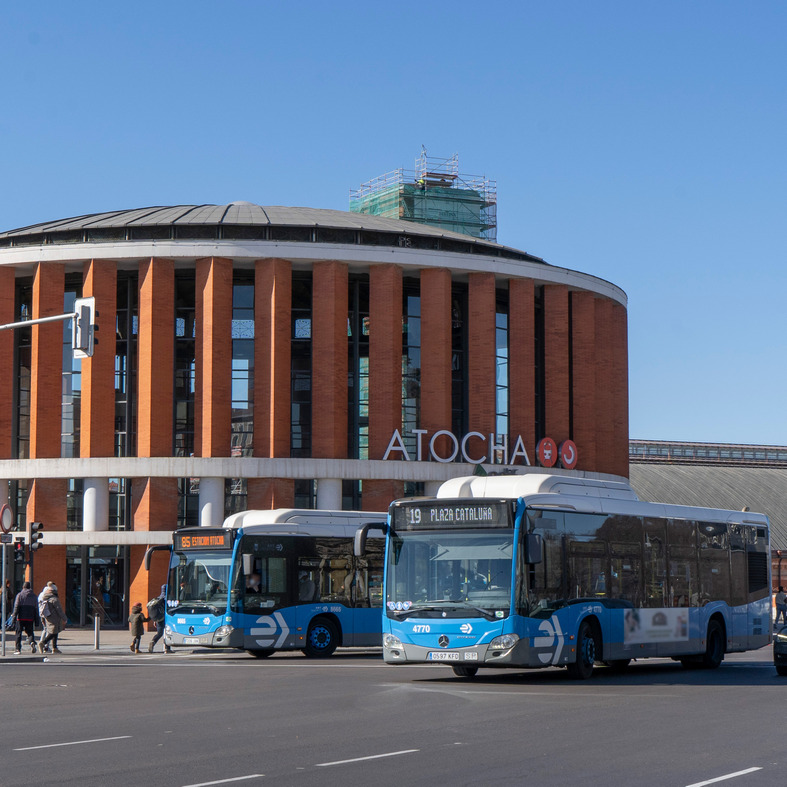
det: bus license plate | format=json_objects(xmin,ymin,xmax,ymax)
[
  {"xmin": 428, "ymin": 651, "xmax": 459, "ymax": 661},
  {"xmin": 183, "ymin": 637, "xmax": 200, "ymax": 645}
]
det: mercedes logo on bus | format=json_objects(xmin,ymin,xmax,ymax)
[
  {"xmin": 438, "ymin": 635, "xmax": 449, "ymax": 648},
  {"xmin": 188, "ymin": 626, "xmax": 195, "ymax": 636}
]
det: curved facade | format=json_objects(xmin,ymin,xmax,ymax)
[{"xmin": 0, "ymin": 203, "xmax": 628, "ymax": 621}]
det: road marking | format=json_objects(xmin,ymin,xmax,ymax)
[
  {"xmin": 14, "ymin": 735, "xmax": 132, "ymax": 751},
  {"xmin": 181, "ymin": 777, "xmax": 263, "ymax": 787},
  {"xmin": 316, "ymin": 749, "xmax": 419, "ymax": 767},
  {"xmin": 685, "ymin": 767, "xmax": 763, "ymax": 787}
]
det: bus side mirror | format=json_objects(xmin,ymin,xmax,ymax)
[
  {"xmin": 354, "ymin": 522, "xmax": 388, "ymax": 557},
  {"xmin": 144, "ymin": 544, "xmax": 171, "ymax": 571},
  {"xmin": 525, "ymin": 533, "xmax": 543, "ymax": 565}
]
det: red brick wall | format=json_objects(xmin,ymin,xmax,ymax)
[
  {"xmin": 508, "ymin": 278, "xmax": 536, "ymax": 463},
  {"xmin": 468, "ymin": 272, "xmax": 496, "ymax": 446},
  {"xmin": 420, "ymin": 268, "xmax": 452, "ymax": 450},
  {"xmin": 137, "ymin": 259, "xmax": 174, "ymax": 458},
  {"xmin": 543, "ymin": 284, "xmax": 570, "ymax": 445},
  {"xmin": 570, "ymin": 291, "xmax": 597, "ymax": 471},
  {"xmin": 195, "ymin": 257, "xmax": 232, "ymax": 458},
  {"xmin": 312, "ymin": 261, "xmax": 348, "ymax": 459},
  {"xmin": 0, "ymin": 267, "xmax": 13, "ymax": 459},
  {"xmin": 81, "ymin": 260, "xmax": 117, "ymax": 458},
  {"xmin": 610, "ymin": 302, "xmax": 629, "ymax": 477}
]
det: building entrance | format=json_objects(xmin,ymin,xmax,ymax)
[{"xmin": 66, "ymin": 547, "xmax": 126, "ymax": 627}]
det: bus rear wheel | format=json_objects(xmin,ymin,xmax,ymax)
[
  {"xmin": 567, "ymin": 620, "xmax": 599, "ymax": 680},
  {"xmin": 303, "ymin": 617, "xmax": 338, "ymax": 658},
  {"xmin": 451, "ymin": 665, "xmax": 478, "ymax": 679},
  {"xmin": 246, "ymin": 649, "xmax": 274, "ymax": 659},
  {"xmin": 700, "ymin": 620, "xmax": 725, "ymax": 669}
]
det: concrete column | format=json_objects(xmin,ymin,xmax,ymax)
[
  {"xmin": 316, "ymin": 478, "xmax": 342, "ymax": 511},
  {"xmin": 199, "ymin": 477, "xmax": 225, "ymax": 527},
  {"xmin": 83, "ymin": 478, "xmax": 109, "ymax": 532}
]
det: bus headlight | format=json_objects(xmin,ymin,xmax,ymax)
[
  {"xmin": 488, "ymin": 633, "xmax": 519, "ymax": 651},
  {"xmin": 383, "ymin": 634, "xmax": 403, "ymax": 650},
  {"xmin": 215, "ymin": 625, "xmax": 234, "ymax": 638}
]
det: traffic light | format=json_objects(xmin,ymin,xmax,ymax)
[
  {"xmin": 14, "ymin": 538, "xmax": 25, "ymax": 564},
  {"xmin": 29, "ymin": 521, "xmax": 43, "ymax": 551},
  {"xmin": 72, "ymin": 296, "xmax": 98, "ymax": 358}
]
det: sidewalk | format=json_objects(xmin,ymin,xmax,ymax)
[{"xmin": 0, "ymin": 625, "xmax": 173, "ymax": 660}]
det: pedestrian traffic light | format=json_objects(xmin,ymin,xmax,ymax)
[
  {"xmin": 29, "ymin": 521, "xmax": 43, "ymax": 551},
  {"xmin": 14, "ymin": 538, "xmax": 25, "ymax": 564},
  {"xmin": 72, "ymin": 296, "xmax": 98, "ymax": 358}
]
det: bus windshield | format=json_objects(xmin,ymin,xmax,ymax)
[
  {"xmin": 386, "ymin": 530, "xmax": 514, "ymax": 620},
  {"xmin": 167, "ymin": 550, "xmax": 233, "ymax": 615}
]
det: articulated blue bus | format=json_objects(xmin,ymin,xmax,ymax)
[
  {"xmin": 159, "ymin": 509, "xmax": 386, "ymax": 657},
  {"xmin": 381, "ymin": 474, "xmax": 771, "ymax": 678}
]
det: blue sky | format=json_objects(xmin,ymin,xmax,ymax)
[{"xmin": 1, "ymin": 2, "xmax": 784, "ymax": 445}]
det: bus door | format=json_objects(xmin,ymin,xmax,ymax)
[{"xmin": 350, "ymin": 536, "xmax": 385, "ymax": 646}]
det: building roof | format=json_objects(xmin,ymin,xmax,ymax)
[
  {"xmin": 0, "ymin": 202, "xmax": 546, "ymax": 264},
  {"xmin": 629, "ymin": 463, "xmax": 787, "ymax": 550}
]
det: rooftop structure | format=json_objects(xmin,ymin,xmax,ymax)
[{"xmin": 349, "ymin": 151, "xmax": 497, "ymax": 241}]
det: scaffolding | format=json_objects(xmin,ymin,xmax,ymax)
[{"xmin": 349, "ymin": 151, "xmax": 497, "ymax": 241}]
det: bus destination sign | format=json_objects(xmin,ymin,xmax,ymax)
[
  {"xmin": 392, "ymin": 499, "xmax": 512, "ymax": 531},
  {"xmin": 174, "ymin": 529, "xmax": 233, "ymax": 551}
]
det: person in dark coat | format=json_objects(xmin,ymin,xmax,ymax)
[
  {"xmin": 128, "ymin": 602, "xmax": 149, "ymax": 654},
  {"xmin": 11, "ymin": 581, "xmax": 39, "ymax": 654},
  {"xmin": 147, "ymin": 585, "xmax": 171, "ymax": 654}
]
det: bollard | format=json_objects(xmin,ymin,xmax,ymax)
[{"xmin": 94, "ymin": 614, "xmax": 100, "ymax": 650}]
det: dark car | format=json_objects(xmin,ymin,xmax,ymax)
[{"xmin": 774, "ymin": 625, "xmax": 787, "ymax": 676}]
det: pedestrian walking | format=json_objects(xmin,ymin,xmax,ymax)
[
  {"xmin": 776, "ymin": 586, "xmax": 787, "ymax": 626},
  {"xmin": 38, "ymin": 581, "xmax": 55, "ymax": 653},
  {"xmin": 147, "ymin": 585, "xmax": 171, "ymax": 653},
  {"xmin": 11, "ymin": 581, "xmax": 39, "ymax": 654},
  {"xmin": 128, "ymin": 602, "xmax": 148, "ymax": 653},
  {"xmin": 39, "ymin": 584, "xmax": 67, "ymax": 654}
]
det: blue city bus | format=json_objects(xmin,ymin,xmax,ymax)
[
  {"xmin": 155, "ymin": 509, "xmax": 386, "ymax": 657},
  {"xmin": 381, "ymin": 474, "xmax": 772, "ymax": 679}
]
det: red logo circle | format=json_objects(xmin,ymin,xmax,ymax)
[
  {"xmin": 559, "ymin": 439, "xmax": 578, "ymax": 469},
  {"xmin": 536, "ymin": 437, "xmax": 558, "ymax": 468}
]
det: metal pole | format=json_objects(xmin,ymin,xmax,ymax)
[
  {"xmin": 1, "ymin": 543, "xmax": 6, "ymax": 657},
  {"xmin": 94, "ymin": 612, "xmax": 100, "ymax": 650}
]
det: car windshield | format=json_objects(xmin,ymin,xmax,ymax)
[
  {"xmin": 167, "ymin": 550, "xmax": 233, "ymax": 614},
  {"xmin": 386, "ymin": 530, "xmax": 514, "ymax": 619}
]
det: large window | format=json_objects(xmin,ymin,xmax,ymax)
[
  {"xmin": 291, "ymin": 272, "xmax": 312, "ymax": 457},
  {"xmin": 347, "ymin": 275, "xmax": 369, "ymax": 460},
  {"xmin": 495, "ymin": 290, "xmax": 509, "ymax": 459},
  {"xmin": 175, "ymin": 274, "xmax": 197, "ymax": 528},
  {"xmin": 401, "ymin": 280, "xmax": 420, "ymax": 458},
  {"xmin": 62, "ymin": 284, "xmax": 82, "ymax": 458},
  {"xmin": 231, "ymin": 277, "xmax": 254, "ymax": 457}
]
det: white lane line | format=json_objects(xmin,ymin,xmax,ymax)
[
  {"xmin": 14, "ymin": 735, "xmax": 132, "ymax": 751},
  {"xmin": 316, "ymin": 749, "xmax": 419, "ymax": 767},
  {"xmin": 685, "ymin": 767, "xmax": 763, "ymax": 787},
  {"xmin": 181, "ymin": 776, "xmax": 263, "ymax": 787}
]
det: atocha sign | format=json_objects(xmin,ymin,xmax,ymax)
[{"xmin": 382, "ymin": 429, "xmax": 578, "ymax": 470}]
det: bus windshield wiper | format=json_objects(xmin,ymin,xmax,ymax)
[
  {"xmin": 395, "ymin": 600, "xmax": 496, "ymax": 621},
  {"xmin": 172, "ymin": 601, "xmax": 221, "ymax": 614}
]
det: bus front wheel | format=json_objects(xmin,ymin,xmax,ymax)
[
  {"xmin": 451, "ymin": 665, "xmax": 478, "ymax": 679},
  {"xmin": 303, "ymin": 617, "xmax": 338, "ymax": 658},
  {"xmin": 246, "ymin": 649, "xmax": 274, "ymax": 659},
  {"xmin": 567, "ymin": 620, "xmax": 599, "ymax": 680}
]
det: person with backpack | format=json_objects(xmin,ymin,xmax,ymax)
[
  {"xmin": 147, "ymin": 585, "xmax": 171, "ymax": 653},
  {"xmin": 38, "ymin": 584, "xmax": 67, "ymax": 655}
]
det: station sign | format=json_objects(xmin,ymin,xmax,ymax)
[{"xmin": 391, "ymin": 499, "xmax": 513, "ymax": 531}]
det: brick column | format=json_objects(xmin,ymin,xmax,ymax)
[
  {"xmin": 365, "ymin": 264, "xmax": 403, "ymax": 512},
  {"xmin": 468, "ymin": 272, "xmax": 496, "ymax": 456},
  {"xmin": 249, "ymin": 258, "xmax": 293, "ymax": 509},
  {"xmin": 312, "ymin": 260, "xmax": 348, "ymax": 459},
  {"xmin": 508, "ymin": 278, "xmax": 535, "ymax": 464},
  {"xmin": 543, "ymin": 284, "xmax": 570, "ymax": 445},
  {"xmin": 81, "ymin": 260, "xmax": 117, "ymax": 459},
  {"xmin": 570, "ymin": 291, "xmax": 597, "ymax": 471},
  {"xmin": 610, "ymin": 302, "xmax": 629, "ymax": 478},
  {"xmin": 27, "ymin": 263, "xmax": 67, "ymax": 591},
  {"xmin": 195, "ymin": 257, "xmax": 232, "ymax": 458},
  {"xmin": 593, "ymin": 298, "xmax": 615, "ymax": 474},
  {"xmin": 420, "ymin": 268, "xmax": 452, "ymax": 452},
  {"xmin": 0, "ymin": 267, "xmax": 14, "ymax": 461},
  {"xmin": 132, "ymin": 258, "xmax": 176, "ymax": 609}
]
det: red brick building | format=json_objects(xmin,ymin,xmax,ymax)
[{"xmin": 0, "ymin": 203, "xmax": 628, "ymax": 624}]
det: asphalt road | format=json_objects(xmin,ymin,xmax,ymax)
[{"xmin": 0, "ymin": 646, "xmax": 782, "ymax": 787}]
